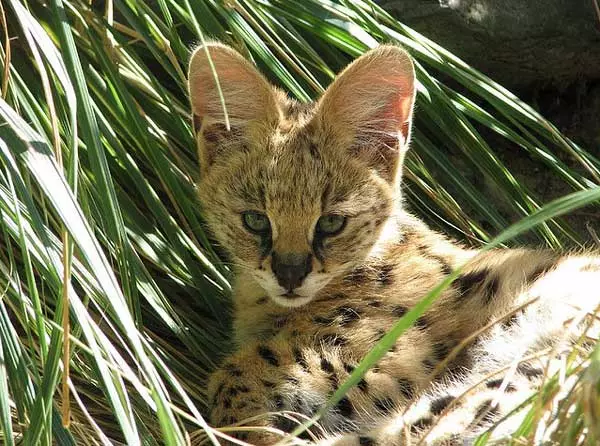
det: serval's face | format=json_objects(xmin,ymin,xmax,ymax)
[{"xmin": 189, "ymin": 44, "xmax": 415, "ymax": 307}]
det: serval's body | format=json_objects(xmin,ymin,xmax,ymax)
[{"xmin": 187, "ymin": 43, "xmax": 600, "ymax": 445}]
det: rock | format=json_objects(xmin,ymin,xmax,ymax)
[{"xmin": 379, "ymin": 0, "xmax": 600, "ymax": 88}]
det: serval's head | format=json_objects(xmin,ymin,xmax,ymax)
[{"xmin": 188, "ymin": 43, "xmax": 416, "ymax": 307}]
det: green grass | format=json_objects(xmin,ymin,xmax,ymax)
[{"xmin": 0, "ymin": 0, "xmax": 598, "ymax": 444}]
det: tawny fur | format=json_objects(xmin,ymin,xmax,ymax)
[{"xmin": 187, "ymin": 43, "xmax": 600, "ymax": 445}]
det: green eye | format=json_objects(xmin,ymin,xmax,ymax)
[
  {"xmin": 242, "ymin": 211, "xmax": 271, "ymax": 233},
  {"xmin": 316, "ymin": 214, "xmax": 346, "ymax": 236}
]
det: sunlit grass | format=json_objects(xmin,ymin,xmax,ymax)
[{"xmin": 0, "ymin": 0, "xmax": 598, "ymax": 444}]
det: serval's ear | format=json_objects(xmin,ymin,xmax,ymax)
[
  {"xmin": 314, "ymin": 45, "xmax": 416, "ymax": 182},
  {"xmin": 188, "ymin": 43, "xmax": 279, "ymax": 171}
]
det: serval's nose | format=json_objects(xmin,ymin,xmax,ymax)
[{"xmin": 271, "ymin": 252, "xmax": 313, "ymax": 292}]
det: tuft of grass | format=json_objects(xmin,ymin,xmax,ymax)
[{"xmin": 0, "ymin": 0, "xmax": 597, "ymax": 444}]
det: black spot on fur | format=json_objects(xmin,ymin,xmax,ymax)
[
  {"xmin": 430, "ymin": 395, "xmax": 454, "ymax": 415},
  {"xmin": 359, "ymin": 436, "xmax": 376, "ymax": 446},
  {"xmin": 417, "ymin": 245, "xmax": 453, "ymax": 276},
  {"xmin": 256, "ymin": 296, "xmax": 268, "ymax": 305},
  {"xmin": 482, "ymin": 275, "xmax": 500, "ymax": 304},
  {"xmin": 293, "ymin": 348, "xmax": 309, "ymax": 371},
  {"xmin": 223, "ymin": 398, "xmax": 231, "ymax": 409},
  {"xmin": 223, "ymin": 363, "xmax": 243, "ymax": 377},
  {"xmin": 286, "ymin": 375, "xmax": 299, "ymax": 385},
  {"xmin": 261, "ymin": 380, "xmax": 276, "ymax": 388},
  {"xmin": 475, "ymin": 400, "xmax": 500, "ymax": 426},
  {"xmin": 415, "ymin": 316, "xmax": 429, "ymax": 330},
  {"xmin": 374, "ymin": 329, "xmax": 386, "ymax": 342},
  {"xmin": 344, "ymin": 266, "xmax": 369, "ymax": 284},
  {"xmin": 335, "ymin": 306, "xmax": 362, "ymax": 325},
  {"xmin": 313, "ymin": 315, "xmax": 335, "ymax": 325},
  {"xmin": 336, "ymin": 397, "xmax": 354, "ymax": 417},
  {"xmin": 236, "ymin": 401, "xmax": 248, "ymax": 410},
  {"xmin": 376, "ymin": 263, "xmax": 394, "ymax": 285},
  {"xmin": 343, "ymin": 363, "xmax": 355, "ymax": 374},
  {"xmin": 308, "ymin": 142, "xmax": 320, "ymax": 159},
  {"xmin": 431, "ymin": 342, "xmax": 452, "ymax": 361},
  {"xmin": 502, "ymin": 312, "xmax": 520, "ymax": 329},
  {"xmin": 486, "ymin": 379, "xmax": 517, "ymax": 392},
  {"xmin": 273, "ymin": 315, "xmax": 288, "ymax": 329},
  {"xmin": 258, "ymin": 345, "xmax": 280, "ymax": 366},
  {"xmin": 410, "ymin": 417, "xmax": 433, "ymax": 433},
  {"xmin": 374, "ymin": 397, "xmax": 395, "ymax": 414},
  {"xmin": 320, "ymin": 357, "xmax": 335, "ymax": 373},
  {"xmin": 396, "ymin": 378, "xmax": 415, "ymax": 399},
  {"xmin": 422, "ymin": 359, "xmax": 436, "ymax": 372},
  {"xmin": 517, "ymin": 363, "xmax": 544, "ymax": 380},
  {"xmin": 358, "ymin": 378, "xmax": 369, "ymax": 392},
  {"xmin": 321, "ymin": 334, "xmax": 347, "ymax": 346},
  {"xmin": 527, "ymin": 258, "xmax": 558, "ymax": 283},
  {"xmin": 455, "ymin": 269, "xmax": 489, "ymax": 299},
  {"xmin": 274, "ymin": 394, "xmax": 284, "ymax": 409},
  {"xmin": 392, "ymin": 305, "xmax": 408, "ymax": 318}
]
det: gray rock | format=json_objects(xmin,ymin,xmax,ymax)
[{"xmin": 380, "ymin": 0, "xmax": 600, "ymax": 87}]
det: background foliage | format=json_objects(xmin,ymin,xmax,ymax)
[{"xmin": 0, "ymin": 0, "xmax": 598, "ymax": 444}]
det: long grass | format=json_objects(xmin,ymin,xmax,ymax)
[{"xmin": 0, "ymin": 0, "xmax": 598, "ymax": 444}]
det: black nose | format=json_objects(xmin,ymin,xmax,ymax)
[{"xmin": 271, "ymin": 252, "xmax": 312, "ymax": 292}]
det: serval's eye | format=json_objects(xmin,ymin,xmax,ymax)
[
  {"xmin": 316, "ymin": 214, "xmax": 346, "ymax": 236},
  {"xmin": 242, "ymin": 211, "xmax": 271, "ymax": 234}
]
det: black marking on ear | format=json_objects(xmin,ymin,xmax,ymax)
[
  {"xmin": 258, "ymin": 345, "xmax": 280, "ymax": 366},
  {"xmin": 320, "ymin": 357, "xmax": 335, "ymax": 373},
  {"xmin": 293, "ymin": 348, "xmax": 309, "ymax": 371},
  {"xmin": 374, "ymin": 397, "xmax": 395, "ymax": 414},
  {"xmin": 486, "ymin": 379, "xmax": 517, "ymax": 392},
  {"xmin": 517, "ymin": 363, "xmax": 544, "ymax": 380},
  {"xmin": 410, "ymin": 417, "xmax": 433, "ymax": 433},
  {"xmin": 475, "ymin": 400, "xmax": 500, "ymax": 426},
  {"xmin": 396, "ymin": 378, "xmax": 415, "ymax": 399},
  {"xmin": 336, "ymin": 396, "xmax": 354, "ymax": 417},
  {"xmin": 430, "ymin": 395, "xmax": 454, "ymax": 415},
  {"xmin": 376, "ymin": 263, "xmax": 394, "ymax": 285},
  {"xmin": 359, "ymin": 436, "xmax": 376, "ymax": 446}
]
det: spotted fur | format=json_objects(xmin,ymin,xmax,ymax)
[{"xmin": 188, "ymin": 43, "xmax": 600, "ymax": 445}]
